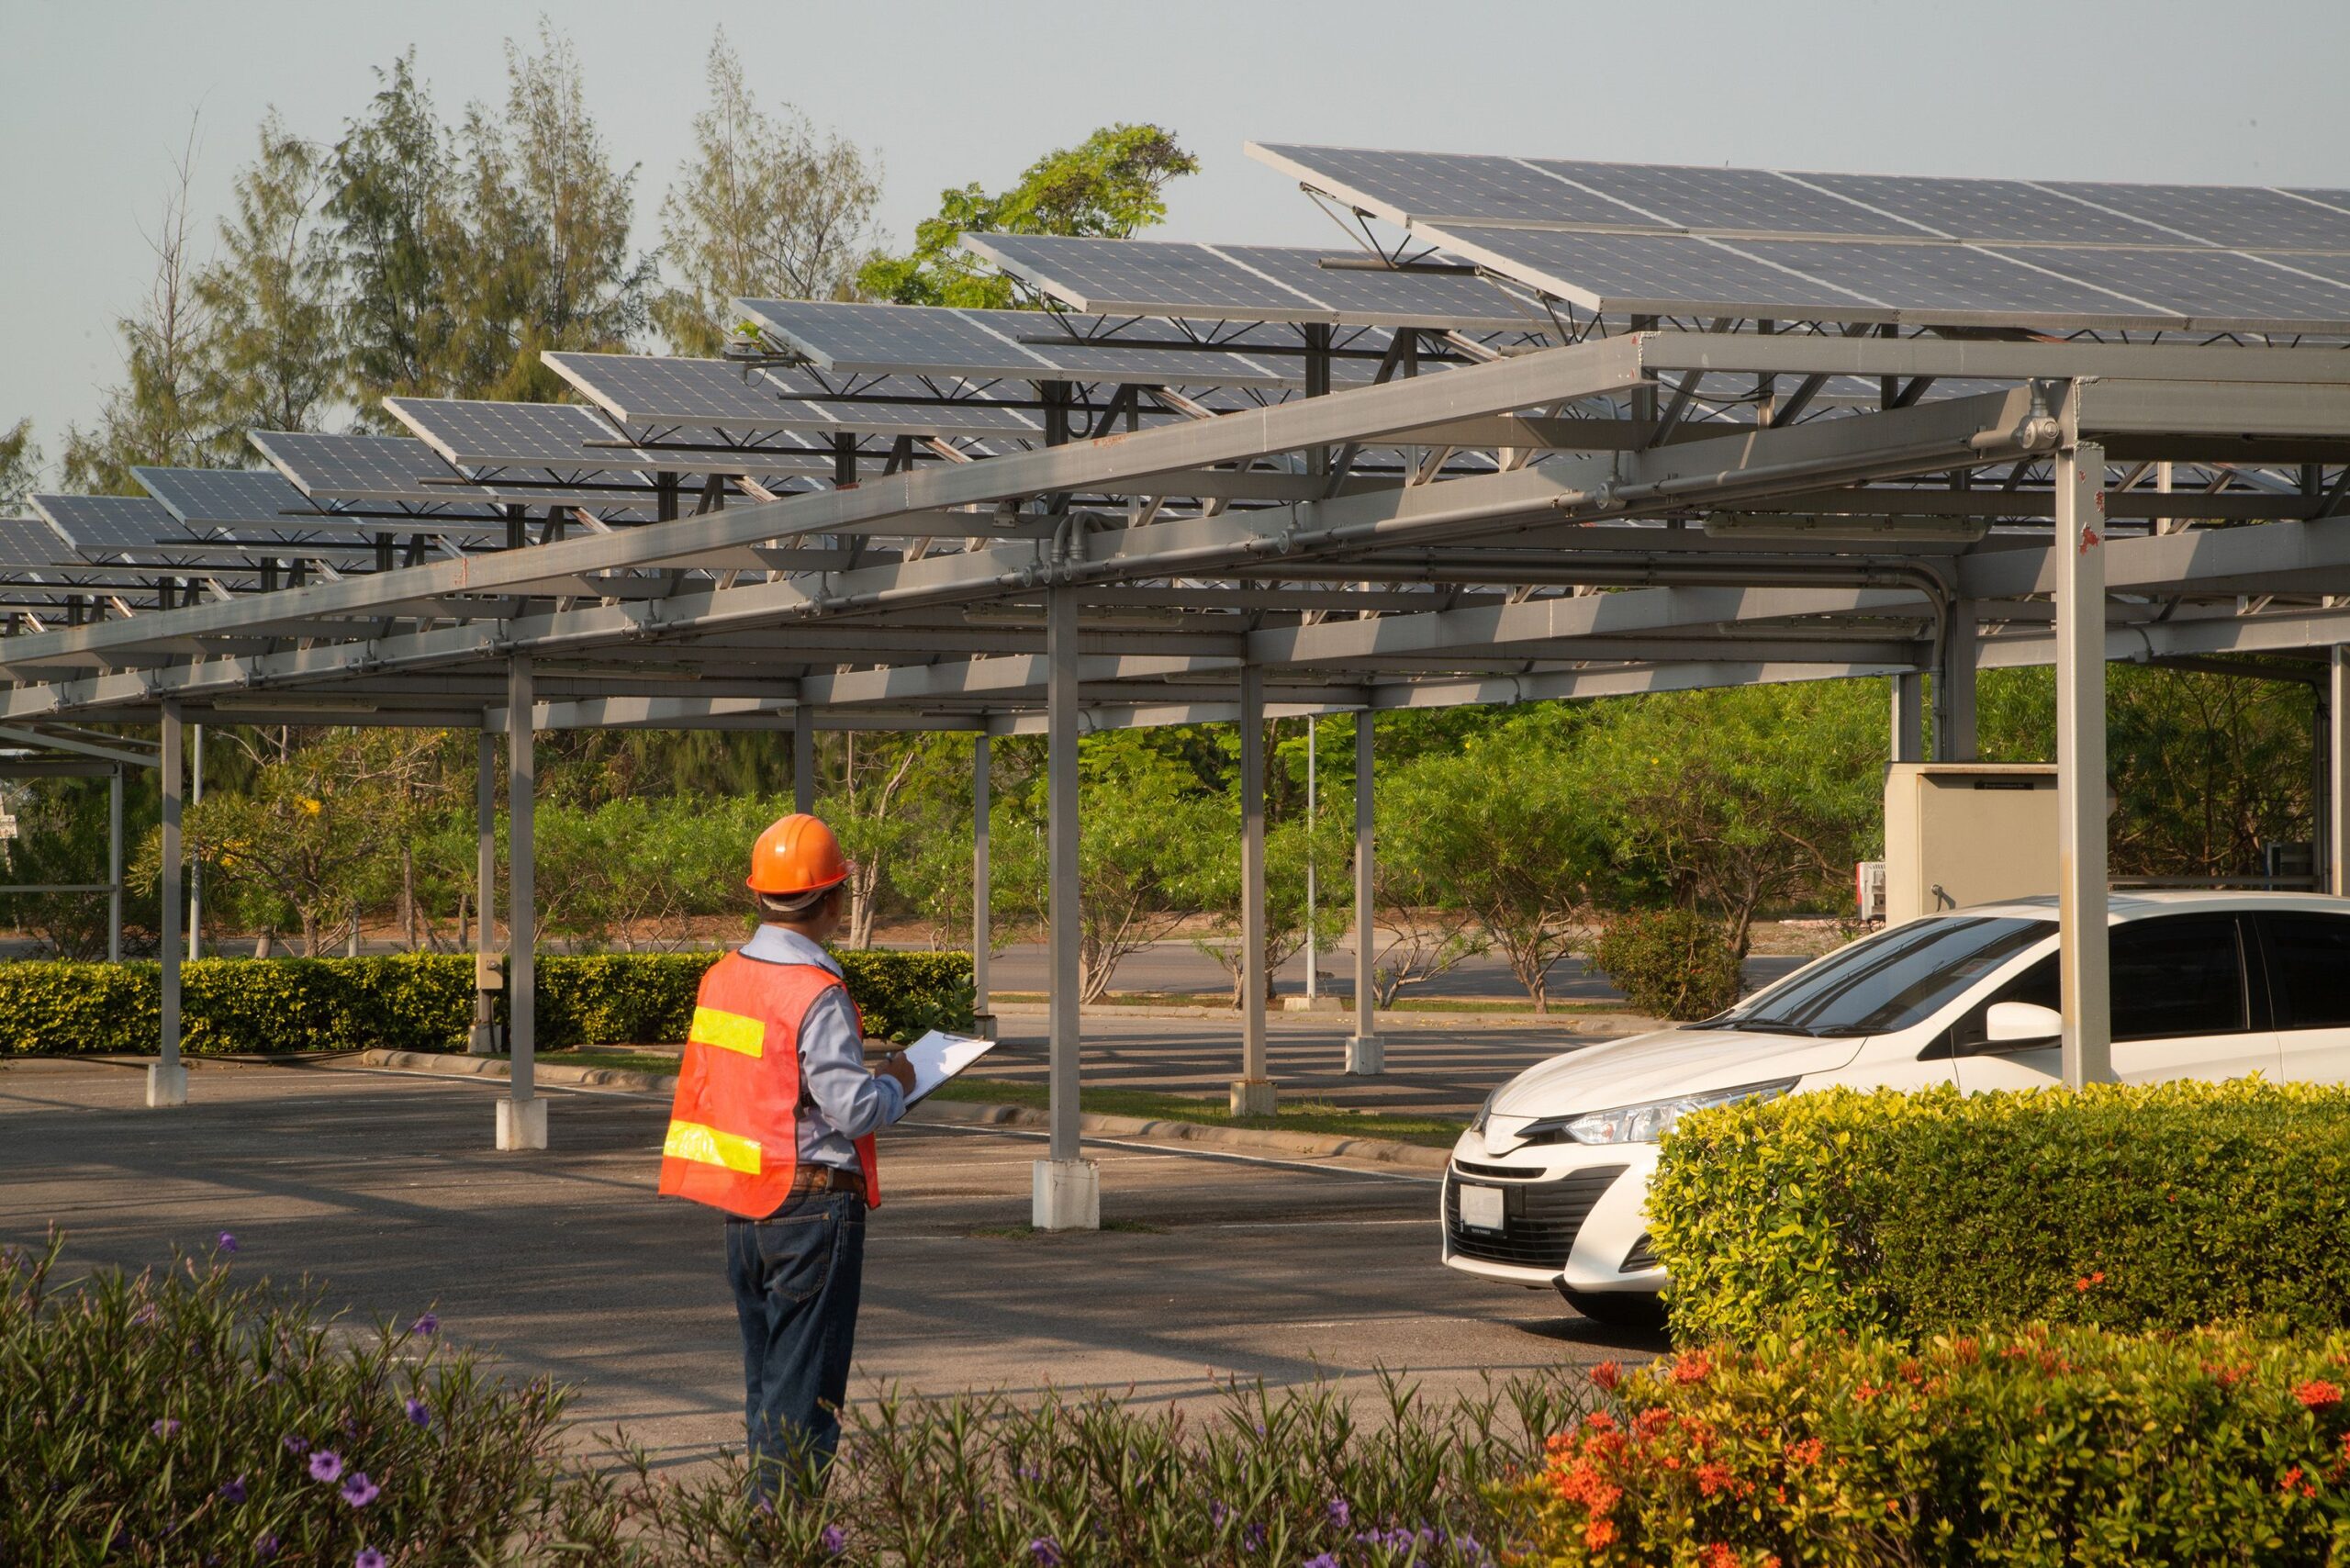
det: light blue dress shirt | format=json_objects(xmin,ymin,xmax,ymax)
[{"xmin": 738, "ymin": 924, "xmax": 906, "ymax": 1171}]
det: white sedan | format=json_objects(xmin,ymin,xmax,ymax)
[{"xmin": 1443, "ymin": 891, "xmax": 2350, "ymax": 1323}]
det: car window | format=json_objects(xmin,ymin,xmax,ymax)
[
  {"xmin": 1708, "ymin": 915, "xmax": 2053, "ymax": 1036},
  {"xmin": 2110, "ymin": 915, "xmax": 2246, "ymax": 1041},
  {"xmin": 1941, "ymin": 952, "xmax": 2058, "ymax": 1055},
  {"xmin": 2262, "ymin": 913, "xmax": 2350, "ymax": 1030}
]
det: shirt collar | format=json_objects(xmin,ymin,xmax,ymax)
[{"xmin": 741, "ymin": 924, "xmax": 844, "ymax": 975}]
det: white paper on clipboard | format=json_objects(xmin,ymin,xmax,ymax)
[{"xmin": 897, "ymin": 1029, "xmax": 996, "ymax": 1106}]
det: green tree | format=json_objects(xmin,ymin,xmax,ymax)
[
  {"xmin": 328, "ymin": 52, "xmax": 466, "ymax": 411},
  {"xmin": 860, "ymin": 124, "xmax": 1197, "ymax": 307},
  {"xmin": 194, "ymin": 113, "xmax": 343, "ymax": 454},
  {"xmin": 63, "ymin": 126, "xmax": 217, "ymax": 493},
  {"xmin": 655, "ymin": 32, "xmax": 883, "ymax": 355},
  {"xmin": 0, "ymin": 420, "xmax": 39, "ymax": 511}
]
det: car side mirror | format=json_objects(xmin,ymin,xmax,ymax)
[{"xmin": 1985, "ymin": 1001, "xmax": 2061, "ymax": 1047}]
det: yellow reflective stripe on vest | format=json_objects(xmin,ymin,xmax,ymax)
[
  {"xmin": 688, "ymin": 1005, "xmax": 765, "ymax": 1058},
  {"xmin": 664, "ymin": 1119, "xmax": 762, "ymax": 1175}
]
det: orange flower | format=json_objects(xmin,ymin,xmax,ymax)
[
  {"xmin": 2074, "ymin": 1270, "xmax": 2105, "ymax": 1293},
  {"xmin": 1701, "ymin": 1545, "xmax": 1738, "ymax": 1568},
  {"xmin": 2297, "ymin": 1380, "xmax": 2344, "ymax": 1411},
  {"xmin": 1695, "ymin": 1461, "xmax": 1734, "ymax": 1497},
  {"xmin": 1591, "ymin": 1360, "xmax": 1622, "ymax": 1393},
  {"xmin": 1584, "ymin": 1516, "xmax": 1617, "ymax": 1549},
  {"xmin": 1672, "ymin": 1351, "xmax": 1713, "ymax": 1385},
  {"xmin": 1785, "ymin": 1437, "xmax": 1826, "ymax": 1467}
]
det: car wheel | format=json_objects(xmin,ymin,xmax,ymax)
[{"xmin": 1557, "ymin": 1284, "xmax": 1666, "ymax": 1330}]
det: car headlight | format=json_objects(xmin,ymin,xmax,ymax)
[{"xmin": 1559, "ymin": 1078, "xmax": 1800, "ymax": 1145}]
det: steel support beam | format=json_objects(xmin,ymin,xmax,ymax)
[
  {"xmin": 106, "ymin": 767, "xmax": 122, "ymax": 964},
  {"xmin": 1935, "ymin": 602, "xmax": 1979, "ymax": 762},
  {"xmin": 1348, "ymin": 712, "xmax": 1382, "ymax": 1074},
  {"xmin": 1034, "ymin": 582, "xmax": 1096, "ymax": 1229},
  {"xmin": 2055, "ymin": 435, "xmax": 2113, "ymax": 1090},
  {"xmin": 186, "ymin": 723, "xmax": 202, "ymax": 960},
  {"xmin": 151, "ymin": 705, "xmax": 185, "ymax": 1107},
  {"xmin": 2334, "ymin": 648, "xmax": 2350, "ymax": 897},
  {"xmin": 972, "ymin": 732, "xmax": 992, "ymax": 1037},
  {"xmin": 1233, "ymin": 664, "xmax": 1276, "ymax": 1115},
  {"xmin": 1891, "ymin": 673, "xmax": 1926, "ymax": 764},
  {"xmin": 793, "ymin": 703, "xmax": 815, "ymax": 814},
  {"xmin": 470, "ymin": 727, "xmax": 498, "ymax": 1055},
  {"xmin": 499, "ymin": 655, "xmax": 545, "ymax": 1149}
]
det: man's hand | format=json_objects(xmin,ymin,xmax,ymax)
[{"xmin": 872, "ymin": 1050, "xmax": 917, "ymax": 1094}]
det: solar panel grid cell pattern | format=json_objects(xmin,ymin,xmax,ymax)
[
  {"xmin": 1792, "ymin": 173, "xmax": 2177, "ymax": 245},
  {"xmin": 1990, "ymin": 245, "xmax": 2350, "ymax": 321},
  {"xmin": 1221, "ymin": 247, "xmax": 1537, "ymax": 328},
  {"xmin": 740, "ymin": 298, "xmax": 1296, "ymax": 386},
  {"xmin": 132, "ymin": 466, "xmax": 317, "ymax": 528},
  {"xmin": 1539, "ymin": 162, "xmax": 1911, "ymax": 236},
  {"xmin": 383, "ymin": 398, "xmax": 622, "ymax": 467},
  {"xmin": 1747, "ymin": 240, "xmax": 2177, "ymax": 317},
  {"xmin": 251, "ymin": 431, "xmax": 491, "ymax": 506},
  {"xmin": 0, "ymin": 517, "xmax": 76, "ymax": 571},
  {"xmin": 2049, "ymin": 184, "xmax": 2350, "ymax": 251},
  {"xmin": 1257, "ymin": 143, "xmax": 1662, "ymax": 228},
  {"xmin": 28, "ymin": 495, "xmax": 198, "ymax": 558},
  {"xmin": 1437, "ymin": 227, "xmax": 1880, "ymax": 314}
]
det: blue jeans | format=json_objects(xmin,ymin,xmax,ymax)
[{"xmin": 725, "ymin": 1188, "xmax": 866, "ymax": 1496}]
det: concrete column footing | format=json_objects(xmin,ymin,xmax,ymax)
[
  {"xmin": 1031, "ymin": 1159, "xmax": 1100, "ymax": 1230},
  {"xmin": 497, "ymin": 1097, "xmax": 548, "ymax": 1150},
  {"xmin": 1229, "ymin": 1078, "xmax": 1278, "ymax": 1117},
  {"xmin": 1345, "ymin": 1036, "xmax": 1385, "ymax": 1076},
  {"xmin": 147, "ymin": 1061, "xmax": 188, "ymax": 1108}
]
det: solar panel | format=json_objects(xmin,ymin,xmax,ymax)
[
  {"xmin": 1250, "ymin": 142, "xmax": 1662, "ymax": 230},
  {"xmin": 378, "ymin": 398, "xmax": 622, "ymax": 467},
  {"xmin": 1789, "ymin": 173, "xmax": 2178, "ymax": 246},
  {"xmin": 249, "ymin": 431, "xmax": 494, "ymax": 506},
  {"xmin": 543, "ymin": 353, "xmax": 1038, "ymax": 443},
  {"xmin": 1985, "ymin": 245, "xmax": 2350, "ymax": 327},
  {"xmin": 963, "ymin": 233, "xmax": 1543, "ymax": 331},
  {"xmin": 1531, "ymin": 162, "xmax": 1907, "ymax": 238},
  {"xmin": 2045, "ymin": 183, "xmax": 2350, "ymax": 252},
  {"xmin": 738, "ymin": 298, "xmax": 1298, "ymax": 386},
  {"xmin": 0, "ymin": 517, "xmax": 78, "ymax": 572},
  {"xmin": 133, "ymin": 465, "xmax": 316, "ymax": 529},
  {"xmin": 27, "ymin": 494, "xmax": 223, "ymax": 565}
]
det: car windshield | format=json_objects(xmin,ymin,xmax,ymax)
[{"xmin": 1704, "ymin": 915, "xmax": 2054, "ymax": 1036}]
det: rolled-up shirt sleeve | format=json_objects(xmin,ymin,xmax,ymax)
[{"xmin": 797, "ymin": 987, "xmax": 905, "ymax": 1141}]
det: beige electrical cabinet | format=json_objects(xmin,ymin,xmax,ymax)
[{"xmin": 1883, "ymin": 763, "xmax": 2059, "ymax": 924}]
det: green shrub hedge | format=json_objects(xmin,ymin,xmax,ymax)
[
  {"xmin": 1650, "ymin": 1079, "xmax": 2350, "ymax": 1345},
  {"xmin": 0, "ymin": 949, "xmax": 975, "ymax": 1058},
  {"xmin": 1503, "ymin": 1324, "xmax": 2350, "ymax": 1565},
  {"xmin": 1591, "ymin": 908, "xmax": 1743, "ymax": 1020}
]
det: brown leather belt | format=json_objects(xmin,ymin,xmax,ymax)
[{"xmin": 788, "ymin": 1164, "xmax": 864, "ymax": 1196}]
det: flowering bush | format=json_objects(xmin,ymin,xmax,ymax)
[
  {"xmin": 1649, "ymin": 1078, "xmax": 2350, "ymax": 1344},
  {"xmin": 1498, "ymin": 1326, "xmax": 2350, "ymax": 1567},
  {"xmin": 5, "ymin": 1231, "xmax": 1587, "ymax": 1565}
]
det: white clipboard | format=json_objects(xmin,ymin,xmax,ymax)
[{"xmin": 896, "ymin": 1029, "xmax": 997, "ymax": 1107}]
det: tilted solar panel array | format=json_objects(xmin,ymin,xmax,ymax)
[{"xmin": 1249, "ymin": 143, "xmax": 2350, "ymax": 333}]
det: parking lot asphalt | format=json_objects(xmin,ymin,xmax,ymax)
[{"xmin": 0, "ymin": 1060, "xmax": 1651, "ymax": 1468}]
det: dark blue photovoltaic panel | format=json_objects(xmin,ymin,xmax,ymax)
[
  {"xmin": 1787, "ymin": 173, "xmax": 2172, "ymax": 246},
  {"xmin": 28, "ymin": 494, "xmax": 210, "ymax": 561},
  {"xmin": 2045, "ymin": 183, "xmax": 2350, "ymax": 252},
  {"xmin": 1986, "ymin": 246, "xmax": 2350, "ymax": 324},
  {"xmin": 1533, "ymin": 162, "xmax": 1905, "ymax": 237},
  {"xmin": 132, "ymin": 465, "xmax": 315, "ymax": 528},
  {"xmin": 0, "ymin": 516, "xmax": 78, "ymax": 571},
  {"xmin": 250, "ymin": 431, "xmax": 495, "ymax": 507},
  {"xmin": 739, "ymin": 298, "xmax": 1297, "ymax": 386},
  {"xmin": 1250, "ymin": 142, "xmax": 1664, "ymax": 229}
]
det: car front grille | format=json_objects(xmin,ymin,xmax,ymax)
[{"xmin": 1445, "ymin": 1166, "xmax": 1627, "ymax": 1271}]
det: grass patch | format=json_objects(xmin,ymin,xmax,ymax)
[{"xmin": 925, "ymin": 1075, "xmax": 1467, "ymax": 1148}]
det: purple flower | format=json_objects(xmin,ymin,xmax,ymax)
[
  {"xmin": 218, "ymin": 1476, "xmax": 247, "ymax": 1505},
  {"xmin": 355, "ymin": 1551, "xmax": 385, "ymax": 1568},
  {"xmin": 820, "ymin": 1523, "xmax": 849, "ymax": 1555},
  {"xmin": 341, "ymin": 1471, "xmax": 380, "ymax": 1508},
  {"xmin": 151, "ymin": 1417, "xmax": 181, "ymax": 1438},
  {"xmin": 403, "ymin": 1396, "xmax": 431, "ymax": 1428},
  {"xmin": 1028, "ymin": 1539, "xmax": 1062, "ymax": 1567},
  {"xmin": 1244, "ymin": 1523, "xmax": 1267, "ymax": 1553},
  {"xmin": 131, "ymin": 1303, "xmax": 158, "ymax": 1326},
  {"xmin": 1304, "ymin": 1556, "xmax": 1341, "ymax": 1568},
  {"xmin": 1326, "ymin": 1497, "xmax": 1350, "ymax": 1529},
  {"xmin": 254, "ymin": 1535, "xmax": 281, "ymax": 1561},
  {"xmin": 308, "ymin": 1450, "xmax": 343, "ymax": 1484},
  {"xmin": 217, "ymin": 1232, "xmax": 239, "ymax": 1254},
  {"xmin": 409, "ymin": 1312, "xmax": 438, "ymax": 1336},
  {"xmin": 281, "ymin": 1435, "xmax": 308, "ymax": 1456},
  {"xmin": 1211, "ymin": 1501, "xmax": 1233, "ymax": 1529}
]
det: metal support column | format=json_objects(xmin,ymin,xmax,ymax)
[
  {"xmin": 1934, "ymin": 602, "xmax": 1979, "ymax": 762},
  {"xmin": 2333, "ymin": 647, "xmax": 2349, "ymax": 896},
  {"xmin": 971, "ymin": 731, "xmax": 994, "ymax": 1039},
  {"xmin": 106, "ymin": 766, "xmax": 122, "ymax": 964},
  {"xmin": 1232, "ymin": 664, "xmax": 1277, "ymax": 1116},
  {"xmin": 793, "ymin": 705, "xmax": 815, "ymax": 815},
  {"xmin": 469, "ymin": 727, "xmax": 498, "ymax": 1055},
  {"xmin": 1304, "ymin": 719, "xmax": 1317, "ymax": 1003},
  {"xmin": 2054, "ymin": 428, "xmax": 2113, "ymax": 1089},
  {"xmin": 1348, "ymin": 712, "xmax": 1382, "ymax": 1074},
  {"xmin": 187, "ymin": 723, "xmax": 203, "ymax": 959},
  {"xmin": 1033, "ymin": 583, "xmax": 1097, "ymax": 1228},
  {"xmin": 1891, "ymin": 673, "xmax": 1926, "ymax": 764},
  {"xmin": 150, "ymin": 705, "xmax": 186, "ymax": 1106},
  {"xmin": 499, "ymin": 657, "xmax": 546, "ymax": 1148}
]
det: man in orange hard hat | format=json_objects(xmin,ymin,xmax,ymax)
[{"xmin": 658, "ymin": 812, "xmax": 916, "ymax": 1497}]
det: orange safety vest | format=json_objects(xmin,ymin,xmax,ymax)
[{"xmin": 658, "ymin": 952, "xmax": 881, "ymax": 1218}]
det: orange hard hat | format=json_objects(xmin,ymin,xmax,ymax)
[{"xmin": 746, "ymin": 813, "xmax": 850, "ymax": 896}]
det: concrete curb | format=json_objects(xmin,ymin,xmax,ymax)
[
  {"xmin": 985, "ymin": 1001, "xmax": 1658, "ymax": 1033},
  {"xmin": 347, "ymin": 1049, "xmax": 1452, "ymax": 1171}
]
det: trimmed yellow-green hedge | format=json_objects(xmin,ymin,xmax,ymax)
[
  {"xmin": 0, "ymin": 950, "xmax": 974, "ymax": 1058},
  {"xmin": 1650, "ymin": 1079, "xmax": 2350, "ymax": 1345}
]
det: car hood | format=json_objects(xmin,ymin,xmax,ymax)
[{"xmin": 1483, "ymin": 1026, "xmax": 1867, "ymax": 1140}]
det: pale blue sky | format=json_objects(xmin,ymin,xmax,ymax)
[{"xmin": 6, "ymin": 0, "xmax": 2346, "ymax": 468}]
